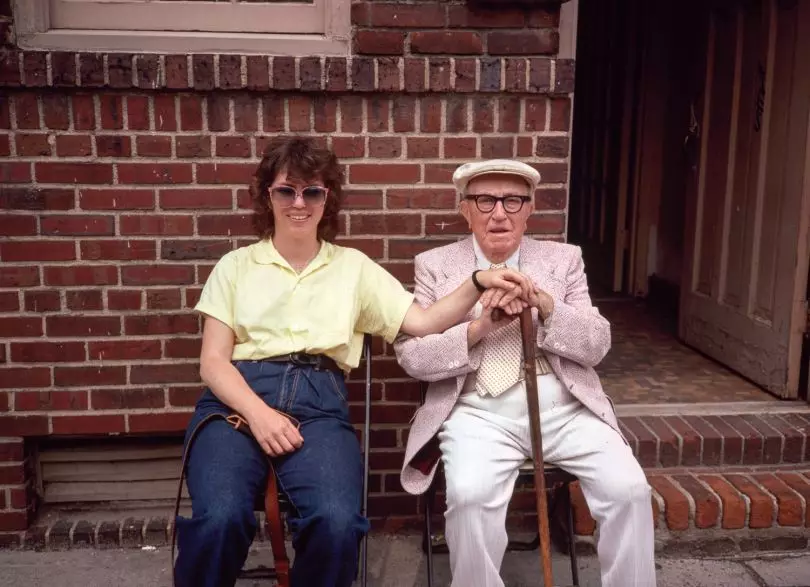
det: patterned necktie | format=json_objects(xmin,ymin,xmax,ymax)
[{"xmin": 475, "ymin": 263, "xmax": 524, "ymax": 397}]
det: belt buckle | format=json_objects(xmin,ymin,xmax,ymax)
[{"xmin": 289, "ymin": 352, "xmax": 318, "ymax": 368}]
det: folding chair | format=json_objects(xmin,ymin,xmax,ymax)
[
  {"xmin": 419, "ymin": 382, "xmax": 580, "ymax": 587},
  {"xmin": 237, "ymin": 333, "xmax": 373, "ymax": 587}
]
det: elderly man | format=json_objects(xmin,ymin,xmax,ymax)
[{"xmin": 394, "ymin": 160, "xmax": 656, "ymax": 587}]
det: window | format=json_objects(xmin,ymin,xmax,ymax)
[{"xmin": 14, "ymin": 0, "xmax": 350, "ymax": 55}]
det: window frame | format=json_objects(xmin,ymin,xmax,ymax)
[{"xmin": 13, "ymin": 0, "xmax": 351, "ymax": 56}]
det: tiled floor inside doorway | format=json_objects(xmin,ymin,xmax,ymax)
[{"xmin": 596, "ymin": 300, "xmax": 778, "ymax": 405}]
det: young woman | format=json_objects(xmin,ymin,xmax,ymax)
[{"xmin": 173, "ymin": 137, "xmax": 533, "ymax": 587}]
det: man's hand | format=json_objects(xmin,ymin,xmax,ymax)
[
  {"xmin": 246, "ymin": 404, "xmax": 303, "ymax": 456},
  {"xmin": 476, "ymin": 267, "xmax": 534, "ymax": 305},
  {"xmin": 527, "ymin": 283, "xmax": 555, "ymax": 321}
]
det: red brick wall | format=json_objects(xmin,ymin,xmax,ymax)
[{"xmin": 0, "ymin": 0, "xmax": 574, "ymax": 539}]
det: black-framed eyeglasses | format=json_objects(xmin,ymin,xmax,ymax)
[
  {"xmin": 465, "ymin": 194, "xmax": 531, "ymax": 214},
  {"xmin": 270, "ymin": 185, "xmax": 328, "ymax": 207}
]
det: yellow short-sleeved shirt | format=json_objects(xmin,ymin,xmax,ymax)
[{"xmin": 194, "ymin": 239, "xmax": 415, "ymax": 372}]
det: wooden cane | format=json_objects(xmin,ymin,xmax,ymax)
[{"xmin": 519, "ymin": 307, "xmax": 555, "ymax": 587}]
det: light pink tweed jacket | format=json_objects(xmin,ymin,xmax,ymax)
[{"xmin": 394, "ymin": 236, "xmax": 620, "ymax": 496}]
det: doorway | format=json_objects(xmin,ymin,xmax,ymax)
[{"xmin": 568, "ymin": 0, "xmax": 810, "ymax": 404}]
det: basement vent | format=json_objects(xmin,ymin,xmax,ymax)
[{"xmin": 38, "ymin": 438, "xmax": 187, "ymax": 504}]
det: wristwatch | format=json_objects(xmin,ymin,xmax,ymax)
[{"xmin": 471, "ymin": 270, "xmax": 486, "ymax": 292}]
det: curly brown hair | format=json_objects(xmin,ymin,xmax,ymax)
[{"xmin": 250, "ymin": 136, "xmax": 345, "ymax": 242}]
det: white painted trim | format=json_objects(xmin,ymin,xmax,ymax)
[
  {"xmin": 17, "ymin": 30, "xmax": 350, "ymax": 56},
  {"xmin": 14, "ymin": 0, "xmax": 350, "ymax": 55},
  {"xmin": 558, "ymin": 0, "xmax": 578, "ymax": 60}
]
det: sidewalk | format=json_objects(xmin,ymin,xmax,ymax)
[{"xmin": 1, "ymin": 534, "xmax": 808, "ymax": 587}]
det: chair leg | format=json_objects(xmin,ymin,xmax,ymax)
[
  {"xmin": 563, "ymin": 482, "xmax": 580, "ymax": 587},
  {"xmin": 424, "ymin": 490, "xmax": 434, "ymax": 587}
]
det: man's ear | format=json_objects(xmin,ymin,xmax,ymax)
[{"xmin": 459, "ymin": 199, "xmax": 472, "ymax": 228}]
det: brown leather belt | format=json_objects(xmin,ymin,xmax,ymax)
[{"xmin": 262, "ymin": 352, "xmax": 343, "ymax": 375}]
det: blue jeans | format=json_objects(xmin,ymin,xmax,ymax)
[{"xmin": 173, "ymin": 360, "xmax": 369, "ymax": 587}]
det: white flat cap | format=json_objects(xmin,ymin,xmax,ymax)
[{"xmin": 452, "ymin": 159, "xmax": 541, "ymax": 195}]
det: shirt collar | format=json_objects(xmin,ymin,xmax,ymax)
[
  {"xmin": 252, "ymin": 238, "xmax": 335, "ymax": 270},
  {"xmin": 471, "ymin": 235, "xmax": 520, "ymax": 271}
]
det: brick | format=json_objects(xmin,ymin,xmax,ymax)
[
  {"xmin": 682, "ymin": 416, "xmax": 723, "ymax": 466},
  {"xmin": 368, "ymin": 3, "xmax": 445, "ymax": 28},
  {"xmin": 0, "ymin": 214, "xmax": 37, "ymax": 237},
  {"xmin": 489, "ymin": 30, "xmax": 558, "ymax": 55},
  {"xmin": 179, "ymin": 94, "xmax": 202, "ymax": 131},
  {"xmin": 246, "ymin": 56, "xmax": 269, "ymax": 91},
  {"xmin": 406, "ymin": 137, "xmax": 439, "ymax": 159},
  {"xmin": 352, "ymin": 214, "xmax": 421, "ymax": 235},
  {"xmin": 55, "ymin": 366, "xmax": 126, "ymax": 387},
  {"xmin": 428, "ymin": 58, "xmax": 452, "ymax": 92},
  {"xmin": 47, "ymin": 316, "xmax": 120, "ymax": 337},
  {"xmin": 404, "ymin": 58, "xmax": 426, "ymax": 92},
  {"xmin": 273, "ymin": 56, "xmax": 296, "ymax": 90},
  {"xmin": 135, "ymin": 54, "xmax": 160, "ymax": 89},
  {"xmin": 775, "ymin": 472, "xmax": 810, "ymax": 526},
  {"xmin": 448, "ymin": 6, "xmax": 525, "ymax": 27},
  {"xmin": 192, "ymin": 54, "xmax": 215, "ymax": 91},
  {"xmin": 206, "ymin": 95, "xmax": 229, "ymax": 131},
  {"xmin": 154, "ymin": 95, "xmax": 177, "ymax": 131},
  {"xmin": 0, "ymin": 512, "xmax": 28, "ymax": 532},
  {"xmin": 232, "ymin": 95, "xmax": 257, "ymax": 132},
  {"xmin": 0, "ymin": 291, "xmax": 19, "ymax": 312},
  {"xmin": 56, "ymin": 135, "xmax": 92, "ymax": 157},
  {"xmin": 766, "ymin": 414, "xmax": 806, "ymax": 463},
  {"xmin": 52, "ymin": 414, "xmax": 126, "ymax": 435},
  {"xmin": 480, "ymin": 58, "xmax": 501, "ymax": 92},
  {"xmin": 107, "ymin": 290, "xmax": 142, "ymax": 310},
  {"xmin": 424, "ymin": 163, "xmax": 456, "ymax": 184},
  {"xmin": 555, "ymin": 59, "xmax": 576, "ymax": 93},
  {"xmin": 1, "ymin": 188, "xmax": 74, "ymax": 210},
  {"xmin": 549, "ymin": 97, "xmax": 571, "ymax": 131},
  {"xmin": 703, "ymin": 415, "xmax": 744, "ymax": 464},
  {"xmin": 219, "ymin": 54, "xmax": 242, "ymax": 89},
  {"xmin": 350, "ymin": 164, "xmax": 420, "ymax": 185},
  {"xmin": 164, "ymin": 55, "xmax": 188, "ymax": 89},
  {"xmin": 529, "ymin": 58, "xmax": 552, "ymax": 93},
  {"xmin": 0, "ymin": 464, "xmax": 23, "ymax": 484},
  {"xmin": 0, "ymin": 265, "xmax": 38, "ymax": 288},
  {"xmin": 388, "ymin": 188, "xmax": 455, "ymax": 210},
  {"xmin": 325, "ymin": 57, "xmax": 348, "ymax": 92},
  {"xmin": 0, "ymin": 162, "xmax": 31, "ymax": 183},
  {"xmin": 196, "ymin": 163, "xmax": 253, "ymax": 185},
  {"xmin": 424, "ymin": 213, "xmax": 475, "ymax": 236},
  {"xmin": 41, "ymin": 215, "xmax": 114, "ymax": 236},
  {"xmin": 130, "ymin": 364, "xmax": 199, "ymax": 384},
  {"xmin": 36, "ymin": 162, "xmax": 112, "ymax": 184},
  {"xmin": 24, "ymin": 291, "xmax": 60, "ymax": 312},
  {"xmin": 504, "ymin": 58, "xmax": 527, "ymax": 92},
  {"xmin": 536, "ymin": 136, "xmax": 570, "ymax": 158},
  {"xmin": 44, "ymin": 265, "xmax": 118, "ymax": 286},
  {"xmin": 14, "ymin": 93, "xmax": 40, "ymax": 129},
  {"xmin": 65, "ymin": 290, "xmax": 104, "ymax": 311},
  {"xmin": 753, "ymin": 473, "xmax": 803, "ymax": 526},
  {"xmin": 344, "ymin": 189, "xmax": 384, "ymax": 208},
  {"xmin": 0, "ymin": 317, "xmax": 42, "ymax": 338},
  {"xmin": 496, "ymin": 97, "xmax": 520, "ymax": 133},
  {"xmin": 288, "ymin": 96, "xmax": 312, "ymax": 132},
  {"xmin": 91, "ymin": 389, "xmax": 165, "ymax": 410},
  {"xmin": 87, "ymin": 340, "xmax": 160, "ymax": 362},
  {"xmin": 411, "ymin": 31, "xmax": 482, "ymax": 55},
  {"xmin": 481, "ymin": 137, "xmax": 514, "ymax": 158},
  {"xmin": 723, "ymin": 415, "xmax": 764, "ymax": 464},
  {"xmin": 16, "ymin": 134, "xmax": 51, "ymax": 156},
  {"xmin": 10, "ymin": 341, "xmax": 85, "ymax": 363},
  {"xmin": 71, "ymin": 94, "xmax": 96, "ymax": 130},
  {"xmin": 620, "ymin": 417, "xmax": 658, "ymax": 467},
  {"xmin": 169, "ymin": 387, "xmax": 202, "ymax": 407},
  {"xmin": 0, "ymin": 414, "xmax": 49, "ymax": 434},
  {"xmin": 726, "ymin": 474, "xmax": 775, "ymax": 529},
  {"xmin": 120, "ymin": 215, "xmax": 193, "ymax": 235},
  {"xmin": 355, "ymin": 30, "xmax": 405, "ymax": 55},
  {"xmin": 124, "ymin": 314, "xmax": 198, "ymax": 335},
  {"xmin": 175, "ymin": 136, "xmax": 211, "ymax": 159},
  {"xmin": 124, "ymin": 96, "xmax": 149, "ymax": 131},
  {"xmin": 389, "ymin": 97, "xmax": 415, "ymax": 134},
  {"xmin": 15, "ymin": 391, "xmax": 88, "ymax": 412},
  {"xmin": 197, "ymin": 214, "xmax": 253, "ymax": 236},
  {"xmin": 79, "ymin": 53, "xmax": 104, "ymax": 86},
  {"xmin": 331, "ymin": 137, "xmax": 365, "ymax": 159},
  {"xmin": 51, "ymin": 52, "xmax": 76, "ymax": 87},
  {"xmin": 0, "ymin": 440, "xmax": 24, "ymax": 462},
  {"xmin": 648, "ymin": 476, "xmax": 689, "ymax": 531},
  {"xmin": 352, "ymin": 58, "xmax": 375, "ymax": 91},
  {"xmin": 420, "ymin": 97, "xmax": 441, "ymax": 133},
  {"xmin": 216, "ymin": 137, "xmax": 251, "ymax": 158},
  {"xmin": 299, "ymin": 56, "xmax": 322, "ymax": 92},
  {"xmin": 118, "ymin": 163, "xmax": 192, "ymax": 185},
  {"xmin": 159, "ymin": 189, "xmax": 229, "ymax": 211},
  {"xmin": 165, "ymin": 338, "xmax": 202, "ymax": 359},
  {"xmin": 42, "ymin": 95, "xmax": 70, "ymax": 130},
  {"xmin": 368, "ymin": 137, "xmax": 402, "ymax": 159},
  {"xmin": 98, "ymin": 95, "xmax": 124, "ymax": 130},
  {"xmin": 741, "ymin": 415, "xmax": 784, "ymax": 464},
  {"xmin": 641, "ymin": 416, "xmax": 679, "ymax": 467},
  {"xmin": 673, "ymin": 475, "xmax": 719, "ymax": 528},
  {"xmin": 80, "ymin": 189, "xmax": 154, "ymax": 210},
  {"xmin": 0, "ymin": 239, "xmax": 76, "ymax": 262},
  {"xmin": 121, "ymin": 265, "xmax": 195, "ymax": 286},
  {"xmin": 377, "ymin": 57, "xmax": 400, "ymax": 92},
  {"xmin": 136, "ymin": 136, "xmax": 172, "ymax": 158},
  {"xmin": 96, "ymin": 135, "xmax": 132, "ymax": 157}
]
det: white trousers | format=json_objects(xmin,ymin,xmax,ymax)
[{"xmin": 440, "ymin": 374, "xmax": 656, "ymax": 587}]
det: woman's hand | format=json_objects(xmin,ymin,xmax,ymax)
[
  {"xmin": 246, "ymin": 404, "xmax": 304, "ymax": 456},
  {"xmin": 476, "ymin": 268, "xmax": 535, "ymax": 303}
]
